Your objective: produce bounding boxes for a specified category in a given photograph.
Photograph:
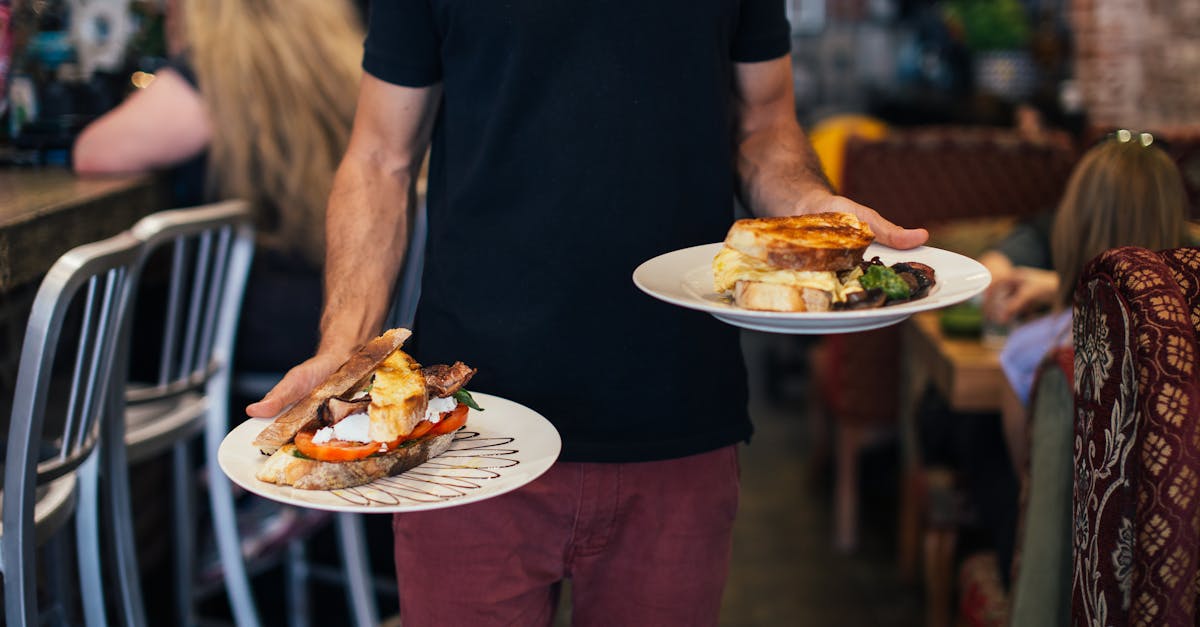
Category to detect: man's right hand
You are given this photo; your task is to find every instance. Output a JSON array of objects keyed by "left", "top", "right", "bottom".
[{"left": 245, "top": 352, "right": 349, "bottom": 418}]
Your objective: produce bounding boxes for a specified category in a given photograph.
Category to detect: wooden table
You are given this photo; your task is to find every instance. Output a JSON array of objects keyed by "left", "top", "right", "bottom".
[
  {"left": 897, "top": 310, "right": 1006, "bottom": 627},
  {"left": 901, "top": 310, "right": 1005, "bottom": 415}
]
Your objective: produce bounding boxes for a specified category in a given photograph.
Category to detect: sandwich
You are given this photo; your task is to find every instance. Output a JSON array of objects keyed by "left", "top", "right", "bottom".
[
  {"left": 252, "top": 328, "right": 480, "bottom": 490},
  {"left": 712, "top": 212, "right": 936, "bottom": 311},
  {"left": 713, "top": 212, "right": 874, "bottom": 311}
]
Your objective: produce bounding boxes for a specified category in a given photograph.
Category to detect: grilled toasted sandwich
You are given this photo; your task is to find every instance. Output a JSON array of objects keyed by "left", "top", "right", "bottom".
[
  {"left": 252, "top": 328, "right": 480, "bottom": 490},
  {"left": 713, "top": 212, "right": 874, "bottom": 311}
]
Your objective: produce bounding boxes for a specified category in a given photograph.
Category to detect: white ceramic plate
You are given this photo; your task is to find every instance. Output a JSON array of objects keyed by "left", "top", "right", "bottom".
[
  {"left": 633, "top": 242, "right": 991, "bottom": 334},
  {"left": 218, "top": 393, "right": 561, "bottom": 513}
]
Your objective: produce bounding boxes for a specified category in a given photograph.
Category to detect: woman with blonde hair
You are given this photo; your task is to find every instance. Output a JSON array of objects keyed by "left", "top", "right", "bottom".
[
  {"left": 74, "top": 0, "right": 363, "bottom": 372},
  {"left": 999, "top": 132, "right": 1189, "bottom": 415}
]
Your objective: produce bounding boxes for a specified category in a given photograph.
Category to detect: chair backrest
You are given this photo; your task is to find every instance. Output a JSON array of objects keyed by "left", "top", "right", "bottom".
[
  {"left": 3, "top": 229, "right": 144, "bottom": 625},
  {"left": 126, "top": 200, "right": 255, "bottom": 405},
  {"left": 841, "top": 127, "right": 1077, "bottom": 228},
  {"left": 1071, "top": 246, "right": 1200, "bottom": 626},
  {"left": 1008, "top": 345, "right": 1074, "bottom": 627}
]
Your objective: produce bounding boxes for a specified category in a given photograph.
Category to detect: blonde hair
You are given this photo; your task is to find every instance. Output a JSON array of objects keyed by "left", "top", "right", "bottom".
[
  {"left": 1051, "top": 138, "right": 1187, "bottom": 306},
  {"left": 182, "top": 0, "right": 362, "bottom": 266}
]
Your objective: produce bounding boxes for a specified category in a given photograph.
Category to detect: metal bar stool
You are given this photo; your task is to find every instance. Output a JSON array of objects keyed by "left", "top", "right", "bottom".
[
  {"left": 119, "top": 200, "right": 258, "bottom": 626},
  {"left": 3, "top": 230, "right": 146, "bottom": 627}
]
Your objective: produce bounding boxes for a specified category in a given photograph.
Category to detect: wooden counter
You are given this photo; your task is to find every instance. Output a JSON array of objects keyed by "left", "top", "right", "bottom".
[
  {"left": 1, "top": 168, "right": 169, "bottom": 293},
  {"left": 0, "top": 167, "right": 170, "bottom": 410}
]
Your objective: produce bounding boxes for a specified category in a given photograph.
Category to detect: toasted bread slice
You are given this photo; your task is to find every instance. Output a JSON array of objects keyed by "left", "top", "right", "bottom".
[
  {"left": 255, "top": 432, "right": 455, "bottom": 490},
  {"left": 253, "top": 328, "right": 412, "bottom": 453},
  {"left": 733, "top": 280, "right": 833, "bottom": 312},
  {"left": 724, "top": 213, "right": 873, "bottom": 271}
]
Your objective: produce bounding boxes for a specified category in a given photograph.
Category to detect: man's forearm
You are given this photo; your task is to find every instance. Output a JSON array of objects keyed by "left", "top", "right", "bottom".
[
  {"left": 319, "top": 153, "right": 416, "bottom": 357},
  {"left": 737, "top": 120, "right": 833, "bottom": 218},
  {"left": 731, "top": 58, "right": 927, "bottom": 249}
]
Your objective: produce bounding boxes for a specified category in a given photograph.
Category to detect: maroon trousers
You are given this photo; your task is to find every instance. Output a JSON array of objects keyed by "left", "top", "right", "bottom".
[{"left": 392, "top": 445, "right": 741, "bottom": 626}]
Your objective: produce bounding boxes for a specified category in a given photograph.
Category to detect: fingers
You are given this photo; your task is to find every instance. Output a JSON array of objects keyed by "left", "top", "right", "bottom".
[
  {"left": 874, "top": 224, "right": 930, "bottom": 250},
  {"left": 245, "top": 354, "right": 342, "bottom": 418},
  {"left": 827, "top": 196, "right": 929, "bottom": 250},
  {"left": 245, "top": 370, "right": 306, "bottom": 418}
]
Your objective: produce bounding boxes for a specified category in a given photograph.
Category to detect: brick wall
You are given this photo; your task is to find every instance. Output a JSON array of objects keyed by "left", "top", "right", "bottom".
[{"left": 1071, "top": 0, "right": 1200, "bottom": 129}]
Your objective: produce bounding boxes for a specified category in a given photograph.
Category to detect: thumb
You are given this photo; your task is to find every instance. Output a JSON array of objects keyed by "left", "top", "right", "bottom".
[
  {"left": 831, "top": 197, "right": 928, "bottom": 250},
  {"left": 873, "top": 223, "right": 929, "bottom": 251},
  {"left": 245, "top": 356, "right": 338, "bottom": 418},
  {"left": 245, "top": 374, "right": 305, "bottom": 418}
]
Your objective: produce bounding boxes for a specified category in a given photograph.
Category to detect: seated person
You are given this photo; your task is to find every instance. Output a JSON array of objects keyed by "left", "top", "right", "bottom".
[
  {"left": 999, "top": 131, "right": 1190, "bottom": 473},
  {"left": 72, "top": 0, "right": 364, "bottom": 378},
  {"left": 978, "top": 209, "right": 1058, "bottom": 327},
  {"left": 920, "top": 132, "right": 1188, "bottom": 594}
]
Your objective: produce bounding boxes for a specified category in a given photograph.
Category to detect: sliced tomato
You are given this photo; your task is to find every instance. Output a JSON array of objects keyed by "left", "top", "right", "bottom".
[
  {"left": 293, "top": 406, "right": 467, "bottom": 461},
  {"left": 407, "top": 419, "right": 435, "bottom": 440},
  {"left": 294, "top": 429, "right": 396, "bottom": 462},
  {"left": 430, "top": 404, "right": 469, "bottom": 435}
]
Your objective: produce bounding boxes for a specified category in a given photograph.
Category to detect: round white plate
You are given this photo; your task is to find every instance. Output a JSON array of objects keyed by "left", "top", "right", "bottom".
[
  {"left": 218, "top": 393, "right": 561, "bottom": 513},
  {"left": 633, "top": 242, "right": 991, "bottom": 334}
]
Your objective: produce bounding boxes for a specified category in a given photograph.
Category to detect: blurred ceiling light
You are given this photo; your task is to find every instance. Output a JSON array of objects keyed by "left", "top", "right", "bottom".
[{"left": 131, "top": 71, "right": 156, "bottom": 89}]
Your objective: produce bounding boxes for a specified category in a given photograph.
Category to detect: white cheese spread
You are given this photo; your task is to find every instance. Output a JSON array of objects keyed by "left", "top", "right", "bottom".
[
  {"left": 312, "top": 412, "right": 371, "bottom": 444},
  {"left": 312, "top": 396, "right": 458, "bottom": 444},
  {"left": 425, "top": 396, "right": 458, "bottom": 424}
]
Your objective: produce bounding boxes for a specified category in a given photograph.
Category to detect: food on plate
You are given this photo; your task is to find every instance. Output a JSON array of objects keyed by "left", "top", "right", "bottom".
[
  {"left": 712, "top": 213, "right": 936, "bottom": 311},
  {"left": 252, "top": 328, "right": 481, "bottom": 490}
]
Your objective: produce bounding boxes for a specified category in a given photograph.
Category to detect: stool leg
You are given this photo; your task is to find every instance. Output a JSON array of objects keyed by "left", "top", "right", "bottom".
[
  {"left": 44, "top": 532, "right": 74, "bottom": 624},
  {"left": 206, "top": 413, "right": 261, "bottom": 627},
  {"left": 173, "top": 441, "right": 196, "bottom": 627},
  {"left": 898, "top": 465, "right": 924, "bottom": 582},
  {"left": 923, "top": 469, "right": 958, "bottom": 627},
  {"left": 104, "top": 420, "right": 149, "bottom": 627},
  {"left": 287, "top": 538, "right": 311, "bottom": 627},
  {"left": 76, "top": 454, "right": 107, "bottom": 627},
  {"left": 834, "top": 422, "right": 862, "bottom": 553},
  {"left": 337, "top": 512, "right": 380, "bottom": 627}
]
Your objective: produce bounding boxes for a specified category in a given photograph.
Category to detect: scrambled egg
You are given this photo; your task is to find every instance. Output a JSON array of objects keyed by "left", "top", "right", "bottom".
[
  {"left": 368, "top": 350, "right": 426, "bottom": 441},
  {"left": 713, "top": 246, "right": 858, "bottom": 301}
]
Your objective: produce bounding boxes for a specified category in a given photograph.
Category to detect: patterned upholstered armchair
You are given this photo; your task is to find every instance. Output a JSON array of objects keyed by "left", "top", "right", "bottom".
[{"left": 1071, "top": 246, "right": 1200, "bottom": 626}]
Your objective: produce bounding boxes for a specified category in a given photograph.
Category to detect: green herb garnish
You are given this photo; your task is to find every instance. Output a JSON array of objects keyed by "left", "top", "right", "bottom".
[
  {"left": 859, "top": 265, "right": 911, "bottom": 300},
  {"left": 289, "top": 447, "right": 313, "bottom": 460},
  {"left": 453, "top": 389, "right": 484, "bottom": 411}
]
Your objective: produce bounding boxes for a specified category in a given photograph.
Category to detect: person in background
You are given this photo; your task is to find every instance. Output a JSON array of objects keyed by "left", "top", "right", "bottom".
[
  {"left": 920, "top": 132, "right": 1188, "bottom": 598},
  {"left": 245, "top": 0, "right": 928, "bottom": 624},
  {"left": 72, "top": 0, "right": 363, "bottom": 376},
  {"left": 977, "top": 209, "right": 1058, "bottom": 326},
  {"left": 999, "top": 132, "right": 1189, "bottom": 471},
  {"left": 977, "top": 103, "right": 1077, "bottom": 327}
]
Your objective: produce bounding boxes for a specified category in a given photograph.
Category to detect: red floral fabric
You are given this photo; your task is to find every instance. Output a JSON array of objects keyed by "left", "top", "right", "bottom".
[{"left": 1072, "top": 246, "right": 1200, "bottom": 627}]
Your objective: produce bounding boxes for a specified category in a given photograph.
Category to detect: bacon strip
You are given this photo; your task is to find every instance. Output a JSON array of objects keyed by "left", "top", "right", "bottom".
[
  {"left": 423, "top": 362, "right": 477, "bottom": 398},
  {"left": 324, "top": 397, "right": 371, "bottom": 425}
]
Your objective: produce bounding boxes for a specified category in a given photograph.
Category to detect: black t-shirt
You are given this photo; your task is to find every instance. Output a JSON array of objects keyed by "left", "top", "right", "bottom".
[{"left": 364, "top": 0, "right": 791, "bottom": 462}]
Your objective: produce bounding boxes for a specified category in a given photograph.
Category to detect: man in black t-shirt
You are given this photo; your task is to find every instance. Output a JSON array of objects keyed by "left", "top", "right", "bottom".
[{"left": 248, "top": 0, "right": 927, "bottom": 623}]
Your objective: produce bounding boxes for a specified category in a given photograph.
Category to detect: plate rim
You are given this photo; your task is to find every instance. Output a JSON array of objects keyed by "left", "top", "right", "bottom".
[
  {"left": 633, "top": 242, "right": 991, "bottom": 333},
  {"left": 217, "top": 392, "right": 562, "bottom": 513}
]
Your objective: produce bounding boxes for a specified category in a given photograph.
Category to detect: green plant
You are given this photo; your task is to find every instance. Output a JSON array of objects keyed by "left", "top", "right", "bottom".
[{"left": 942, "top": 0, "right": 1031, "bottom": 51}]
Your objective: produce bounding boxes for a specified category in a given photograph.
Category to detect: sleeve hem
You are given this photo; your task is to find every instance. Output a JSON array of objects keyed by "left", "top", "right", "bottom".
[
  {"left": 362, "top": 48, "right": 442, "bottom": 87},
  {"left": 731, "top": 34, "right": 792, "bottom": 64}
]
